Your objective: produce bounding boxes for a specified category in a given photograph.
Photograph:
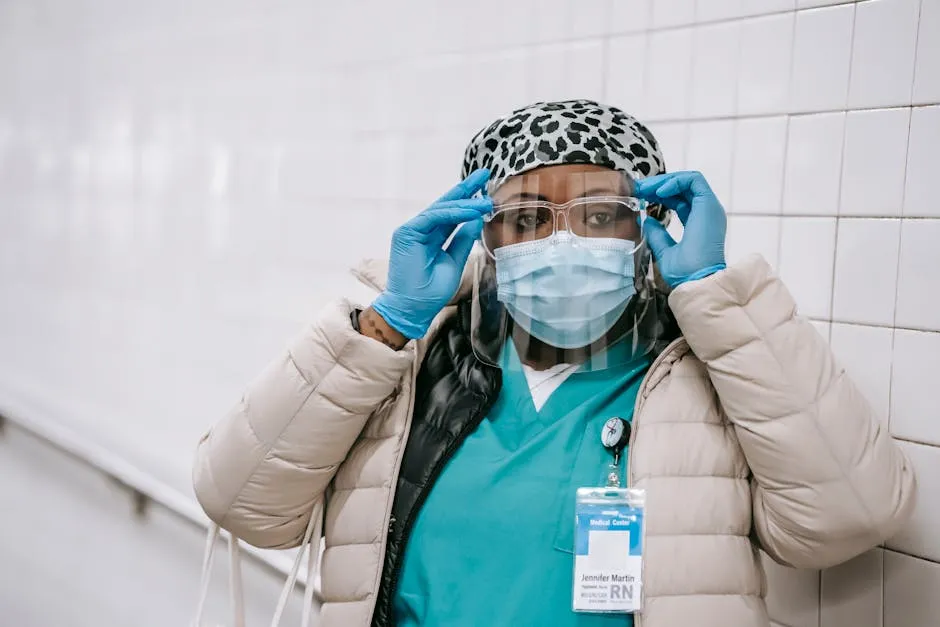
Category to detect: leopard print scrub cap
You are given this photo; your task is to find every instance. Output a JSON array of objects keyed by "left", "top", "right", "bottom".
[{"left": 460, "top": 99, "right": 666, "bottom": 190}]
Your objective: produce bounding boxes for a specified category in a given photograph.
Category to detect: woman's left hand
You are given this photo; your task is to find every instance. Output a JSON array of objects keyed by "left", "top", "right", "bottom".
[{"left": 633, "top": 171, "right": 727, "bottom": 288}]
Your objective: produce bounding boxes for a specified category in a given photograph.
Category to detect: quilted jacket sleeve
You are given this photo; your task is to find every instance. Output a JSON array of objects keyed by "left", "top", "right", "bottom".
[
  {"left": 192, "top": 299, "right": 413, "bottom": 549},
  {"left": 668, "top": 254, "right": 917, "bottom": 569}
]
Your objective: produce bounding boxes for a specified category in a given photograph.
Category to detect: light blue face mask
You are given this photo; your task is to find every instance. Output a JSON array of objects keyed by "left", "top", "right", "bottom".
[{"left": 494, "top": 233, "right": 637, "bottom": 350}]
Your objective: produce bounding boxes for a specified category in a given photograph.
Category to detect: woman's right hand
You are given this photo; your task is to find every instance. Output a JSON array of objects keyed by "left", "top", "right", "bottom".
[{"left": 370, "top": 169, "right": 493, "bottom": 340}]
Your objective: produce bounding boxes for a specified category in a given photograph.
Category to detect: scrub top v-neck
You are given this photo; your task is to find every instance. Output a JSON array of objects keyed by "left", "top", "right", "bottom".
[{"left": 393, "top": 340, "right": 650, "bottom": 626}]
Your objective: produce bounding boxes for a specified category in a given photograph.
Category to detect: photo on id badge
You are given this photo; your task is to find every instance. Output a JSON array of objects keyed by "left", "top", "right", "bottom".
[{"left": 572, "top": 487, "right": 646, "bottom": 614}]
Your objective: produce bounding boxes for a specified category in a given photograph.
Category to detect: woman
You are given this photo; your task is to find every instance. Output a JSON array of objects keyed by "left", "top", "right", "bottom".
[{"left": 193, "top": 100, "right": 916, "bottom": 627}]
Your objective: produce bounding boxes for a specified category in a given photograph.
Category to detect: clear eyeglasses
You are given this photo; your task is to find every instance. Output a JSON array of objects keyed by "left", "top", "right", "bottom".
[{"left": 481, "top": 195, "right": 646, "bottom": 257}]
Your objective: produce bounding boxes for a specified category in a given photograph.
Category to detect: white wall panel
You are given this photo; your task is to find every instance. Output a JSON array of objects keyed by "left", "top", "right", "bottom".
[{"left": 2, "top": 1, "right": 939, "bottom": 626}]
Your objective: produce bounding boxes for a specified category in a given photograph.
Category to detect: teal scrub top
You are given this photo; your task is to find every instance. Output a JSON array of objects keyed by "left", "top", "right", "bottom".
[{"left": 393, "top": 341, "right": 650, "bottom": 626}]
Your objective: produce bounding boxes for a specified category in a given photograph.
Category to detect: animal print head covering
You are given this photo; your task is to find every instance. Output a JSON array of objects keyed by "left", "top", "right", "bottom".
[{"left": 461, "top": 99, "right": 666, "bottom": 190}]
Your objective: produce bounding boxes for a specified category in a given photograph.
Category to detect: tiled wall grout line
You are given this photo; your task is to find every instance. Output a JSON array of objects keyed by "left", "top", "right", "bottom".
[
  {"left": 807, "top": 318, "right": 940, "bottom": 335},
  {"left": 290, "top": 104, "right": 940, "bottom": 144},
  {"left": 723, "top": 16, "right": 747, "bottom": 215},
  {"left": 728, "top": 211, "right": 939, "bottom": 220},
  {"left": 881, "top": 546, "right": 886, "bottom": 627},
  {"left": 618, "top": 102, "right": 940, "bottom": 127},
  {"left": 825, "top": 3, "right": 858, "bottom": 326},
  {"left": 886, "top": 54, "right": 922, "bottom": 434},
  {"left": 776, "top": 7, "right": 801, "bottom": 283},
  {"left": 612, "top": 0, "right": 877, "bottom": 36},
  {"left": 907, "top": 0, "right": 927, "bottom": 107},
  {"left": 819, "top": 5, "right": 860, "bottom": 612},
  {"left": 884, "top": 546, "right": 940, "bottom": 566}
]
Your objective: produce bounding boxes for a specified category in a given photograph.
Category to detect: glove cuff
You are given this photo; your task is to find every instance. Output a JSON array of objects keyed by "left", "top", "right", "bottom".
[
  {"left": 371, "top": 294, "right": 433, "bottom": 340},
  {"left": 678, "top": 263, "right": 727, "bottom": 286}
]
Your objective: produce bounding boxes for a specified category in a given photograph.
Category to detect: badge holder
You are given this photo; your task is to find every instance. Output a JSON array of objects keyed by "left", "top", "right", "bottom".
[{"left": 572, "top": 418, "right": 646, "bottom": 614}]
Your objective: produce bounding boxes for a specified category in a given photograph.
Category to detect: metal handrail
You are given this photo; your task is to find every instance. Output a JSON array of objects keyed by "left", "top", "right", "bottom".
[{"left": 0, "top": 394, "right": 302, "bottom": 585}]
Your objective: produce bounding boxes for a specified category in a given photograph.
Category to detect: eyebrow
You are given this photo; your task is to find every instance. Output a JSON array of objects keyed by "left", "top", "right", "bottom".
[
  {"left": 581, "top": 185, "right": 623, "bottom": 197},
  {"left": 499, "top": 191, "right": 550, "bottom": 203},
  {"left": 501, "top": 187, "right": 623, "bottom": 203}
]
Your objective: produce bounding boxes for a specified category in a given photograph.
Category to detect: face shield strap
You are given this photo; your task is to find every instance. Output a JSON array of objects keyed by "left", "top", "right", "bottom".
[
  {"left": 602, "top": 242, "right": 677, "bottom": 358},
  {"left": 631, "top": 241, "right": 681, "bottom": 355},
  {"left": 470, "top": 260, "right": 507, "bottom": 361},
  {"left": 633, "top": 286, "right": 680, "bottom": 356},
  {"left": 632, "top": 239, "right": 653, "bottom": 299}
]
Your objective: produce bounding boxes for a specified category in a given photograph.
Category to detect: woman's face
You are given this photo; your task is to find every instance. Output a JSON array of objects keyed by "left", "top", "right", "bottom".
[{"left": 480, "top": 163, "right": 647, "bottom": 369}]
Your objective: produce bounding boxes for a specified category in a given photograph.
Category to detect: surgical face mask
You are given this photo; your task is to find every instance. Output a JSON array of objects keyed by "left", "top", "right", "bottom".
[{"left": 494, "top": 233, "right": 636, "bottom": 350}]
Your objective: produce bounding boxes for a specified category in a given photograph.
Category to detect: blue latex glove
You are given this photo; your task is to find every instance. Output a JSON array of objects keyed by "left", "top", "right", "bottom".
[
  {"left": 371, "top": 169, "right": 493, "bottom": 339},
  {"left": 633, "top": 171, "right": 727, "bottom": 289}
]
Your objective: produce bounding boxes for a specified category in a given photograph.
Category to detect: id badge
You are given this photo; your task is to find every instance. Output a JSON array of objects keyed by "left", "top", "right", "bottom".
[{"left": 572, "top": 486, "right": 646, "bottom": 613}]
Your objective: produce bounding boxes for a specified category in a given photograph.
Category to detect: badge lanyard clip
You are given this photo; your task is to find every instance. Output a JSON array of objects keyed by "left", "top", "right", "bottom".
[{"left": 601, "top": 417, "right": 631, "bottom": 488}]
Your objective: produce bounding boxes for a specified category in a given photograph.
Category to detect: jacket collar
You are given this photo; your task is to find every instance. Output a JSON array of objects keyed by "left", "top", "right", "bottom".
[{"left": 351, "top": 248, "right": 483, "bottom": 305}]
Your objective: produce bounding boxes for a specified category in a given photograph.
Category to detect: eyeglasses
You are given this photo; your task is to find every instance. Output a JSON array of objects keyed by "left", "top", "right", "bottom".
[{"left": 481, "top": 196, "right": 645, "bottom": 257}]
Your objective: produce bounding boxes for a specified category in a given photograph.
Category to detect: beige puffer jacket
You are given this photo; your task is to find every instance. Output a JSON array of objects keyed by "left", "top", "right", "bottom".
[{"left": 193, "top": 254, "right": 916, "bottom": 627}]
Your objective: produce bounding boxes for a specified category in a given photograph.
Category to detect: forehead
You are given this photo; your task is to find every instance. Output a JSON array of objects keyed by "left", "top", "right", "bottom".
[{"left": 492, "top": 164, "right": 630, "bottom": 202}]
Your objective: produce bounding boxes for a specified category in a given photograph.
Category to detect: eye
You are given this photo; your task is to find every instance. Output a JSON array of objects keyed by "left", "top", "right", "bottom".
[
  {"left": 513, "top": 208, "right": 548, "bottom": 232},
  {"left": 583, "top": 204, "right": 619, "bottom": 227}
]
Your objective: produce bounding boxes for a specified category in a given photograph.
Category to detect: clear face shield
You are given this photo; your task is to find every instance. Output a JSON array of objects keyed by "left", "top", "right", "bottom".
[{"left": 470, "top": 167, "right": 664, "bottom": 373}]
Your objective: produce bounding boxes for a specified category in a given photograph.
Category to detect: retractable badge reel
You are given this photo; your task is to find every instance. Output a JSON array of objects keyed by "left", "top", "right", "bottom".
[{"left": 572, "top": 417, "right": 647, "bottom": 614}]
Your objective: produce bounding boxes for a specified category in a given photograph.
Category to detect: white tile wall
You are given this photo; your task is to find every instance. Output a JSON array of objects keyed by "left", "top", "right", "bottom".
[
  {"left": 731, "top": 116, "right": 788, "bottom": 215},
  {"left": 686, "top": 120, "right": 735, "bottom": 204},
  {"left": 895, "top": 218, "right": 940, "bottom": 331},
  {"left": 779, "top": 217, "right": 838, "bottom": 318},
  {"left": 884, "top": 550, "right": 940, "bottom": 627},
  {"left": 651, "top": 0, "right": 695, "bottom": 28},
  {"left": 831, "top": 218, "right": 901, "bottom": 325},
  {"left": 647, "top": 121, "right": 689, "bottom": 170},
  {"left": 605, "top": 34, "right": 648, "bottom": 120},
  {"left": 529, "top": 44, "right": 574, "bottom": 104},
  {"left": 737, "top": 13, "right": 795, "bottom": 116},
  {"left": 645, "top": 28, "right": 694, "bottom": 120},
  {"left": 563, "top": 41, "right": 607, "bottom": 100},
  {"left": 726, "top": 215, "right": 782, "bottom": 268},
  {"left": 569, "top": 0, "right": 611, "bottom": 39},
  {"left": 913, "top": 0, "right": 940, "bottom": 104},
  {"left": 839, "top": 108, "right": 911, "bottom": 217},
  {"left": 848, "top": 0, "right": 921, "bottom": 109},
  {"left": 903, "top": 105, "right": 940, "bottom": 218},
  {"left": 830, "top": 323, "right": 894, "bottom": 422},
  {"left": 608, "top": 0, "right": 652, "bottom": 34},
  {"left": 743, "top": 0, "right": 798, "bottom": 17},
  {"left": 783, "top": 112, "right": 846, "bottom": 216},
  {"left": 820, "top": 549, "right": 883, "bottom": 627},
  {"left": 891, "top": 329, "right": 940, "bottom": 446},
  {"left": 696, "top": 0, "right": 745, "bottom": 23},
  {"left": 789, "top": 5, "right": 855, "bottom": 113},
  {"left": 798, "top": 0, "right": 849, "bottom": 6},
  {"left": 690, "top": 21, "right": 740, "bottom": 119},
  {"left": 763, "top": 553, "right": 820, "bottom": 627},
  {"left": 532, "top": 0, "right": 570, "bottom": 44},
  {"left": 886, "top": 441, "right": 940, "bottom": 563},
  {"left": 2, "top": 2, "right": 939, "bottom": 626}
]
